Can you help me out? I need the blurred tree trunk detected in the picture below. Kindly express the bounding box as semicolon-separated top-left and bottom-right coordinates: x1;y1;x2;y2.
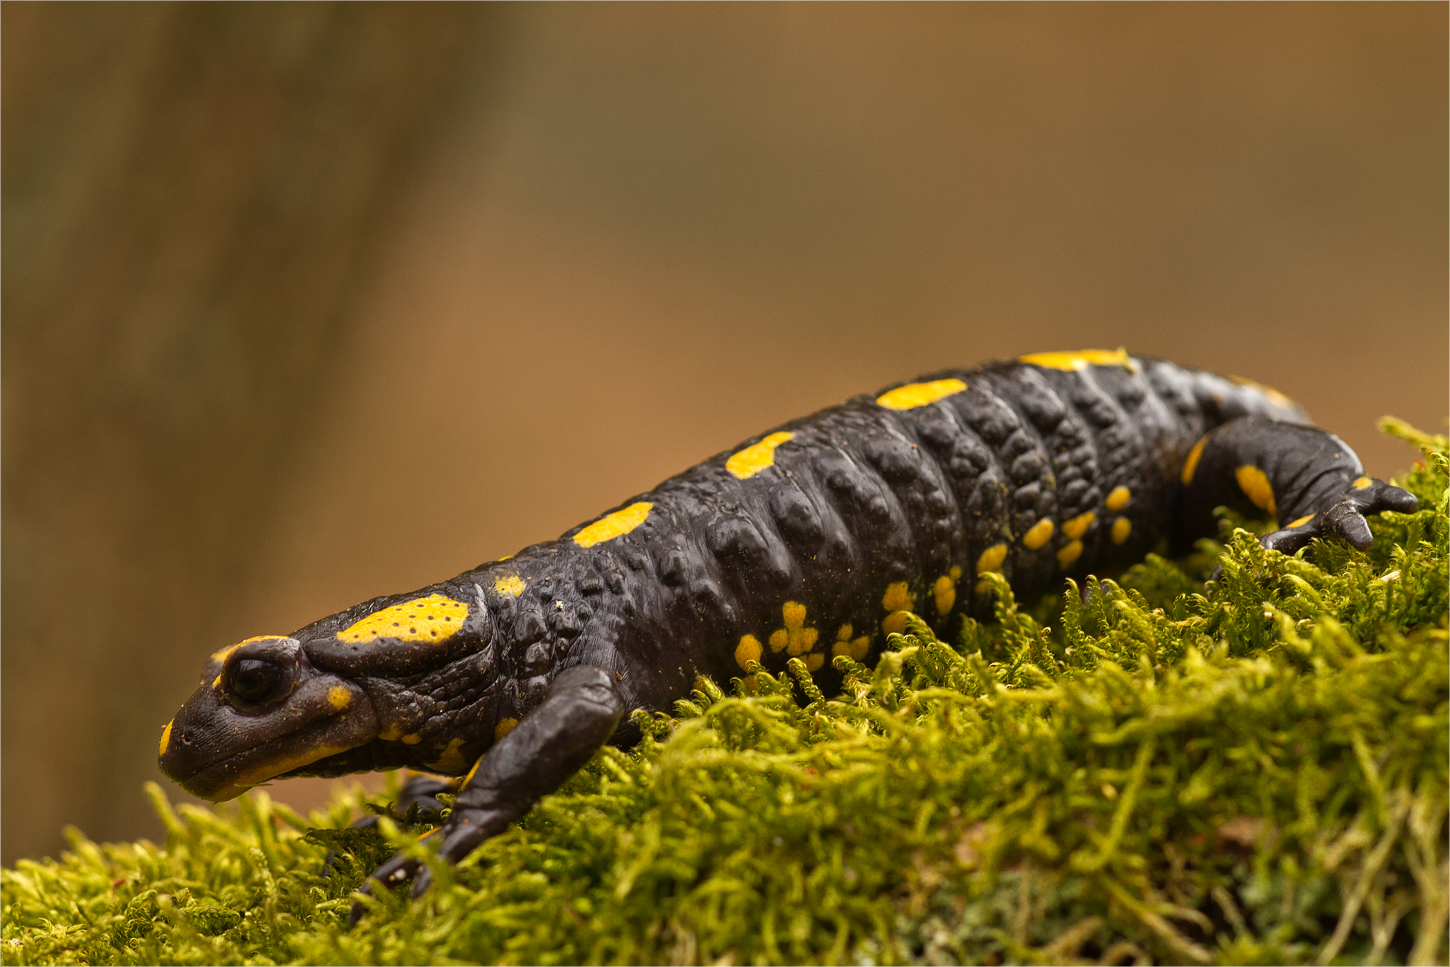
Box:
2;2;494;863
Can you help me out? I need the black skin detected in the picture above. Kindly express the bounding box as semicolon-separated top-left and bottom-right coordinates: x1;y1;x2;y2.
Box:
155;353;1417;924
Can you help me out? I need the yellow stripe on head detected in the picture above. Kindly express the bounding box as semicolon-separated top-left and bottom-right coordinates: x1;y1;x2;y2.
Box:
338;594;469;644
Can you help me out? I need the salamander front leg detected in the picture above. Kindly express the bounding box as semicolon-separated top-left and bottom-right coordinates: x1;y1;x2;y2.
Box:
349;666;625;924
1180;416;1419;569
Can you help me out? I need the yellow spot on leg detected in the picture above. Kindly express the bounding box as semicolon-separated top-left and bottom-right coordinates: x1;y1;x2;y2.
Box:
875;379;967;411
1111;517;1132;544
493;718;519;741
1105;486;1131;512
494;574;526;597
327;686;350;710
1022;519;1055;550
1063;511;1096;540
726;431;796;479
776;601;818;655
782;601;807;628
933;574;957;617
769;629;789;652
1235;465;1278;515
1181;436;1209;485
735;634;763;670
402;733;423;745
882;612;909;636
1289;515;1315;528
338;594;469;645
1018;348;1136;372
1056;540;1083;567
881;582;914;612
976;543;1008;574
573;502;653;548
806;653;825;672
1353;476;1373;489
431;738;469;775
159;720;173;757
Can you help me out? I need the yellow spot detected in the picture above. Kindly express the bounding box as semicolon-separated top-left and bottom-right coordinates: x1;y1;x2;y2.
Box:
1289;515;1315;528
881;582;914;612
1056;540;1083;568
1181;436;1209;485
831;625;872;661
402;733;422;745
1111;517;1132;544
1105;486;1131;512
338;594;469;644
875;378;967;411
771;601;819;655
493;718;519;741
379;723;405;742
461;758;482;787
1063;511;1096;540
735;634;763;671
1229;375;1297;411
212;675;222;689
159;720;173;757
976;543;1008;574
494;574;526;598
1353;476;1373;490
882;612;909;636
933;574;957;617
1235;465;1277;515
1022;519;1055;550
327;686;350;710
726;431;796;479
431;738;469;775
573;501;652;548
1018;348;1136;372
782;601;806;628
806;654;825;672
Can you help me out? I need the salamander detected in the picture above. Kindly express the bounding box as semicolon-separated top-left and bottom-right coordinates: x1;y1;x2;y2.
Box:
157;349;1418;917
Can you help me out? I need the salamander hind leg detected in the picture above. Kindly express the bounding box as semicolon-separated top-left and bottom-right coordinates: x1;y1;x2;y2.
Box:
1180;416;1419;563
349;666;625;924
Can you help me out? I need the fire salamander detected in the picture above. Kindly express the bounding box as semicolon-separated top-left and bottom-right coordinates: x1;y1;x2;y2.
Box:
158;349;1418;919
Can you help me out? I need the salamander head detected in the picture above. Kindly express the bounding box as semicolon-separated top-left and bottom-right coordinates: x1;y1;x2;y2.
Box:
158;635;379;801
160;589;497;801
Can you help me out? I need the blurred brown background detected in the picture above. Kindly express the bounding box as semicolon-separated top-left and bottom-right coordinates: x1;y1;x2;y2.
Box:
4;3;1445;865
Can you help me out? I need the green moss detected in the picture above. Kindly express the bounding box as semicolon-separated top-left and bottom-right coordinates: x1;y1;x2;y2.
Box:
5;420;1446;966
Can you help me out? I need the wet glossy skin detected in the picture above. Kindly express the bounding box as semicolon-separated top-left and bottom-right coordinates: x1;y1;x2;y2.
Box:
156;350;1418;916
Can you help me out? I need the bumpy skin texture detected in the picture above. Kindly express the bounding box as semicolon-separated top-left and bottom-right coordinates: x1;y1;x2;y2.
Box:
156;351;1417;917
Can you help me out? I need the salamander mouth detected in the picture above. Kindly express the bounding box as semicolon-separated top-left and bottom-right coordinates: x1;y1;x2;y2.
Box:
161;678;378;801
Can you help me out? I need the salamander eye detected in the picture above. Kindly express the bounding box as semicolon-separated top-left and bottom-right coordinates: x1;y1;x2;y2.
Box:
228;659;289;706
